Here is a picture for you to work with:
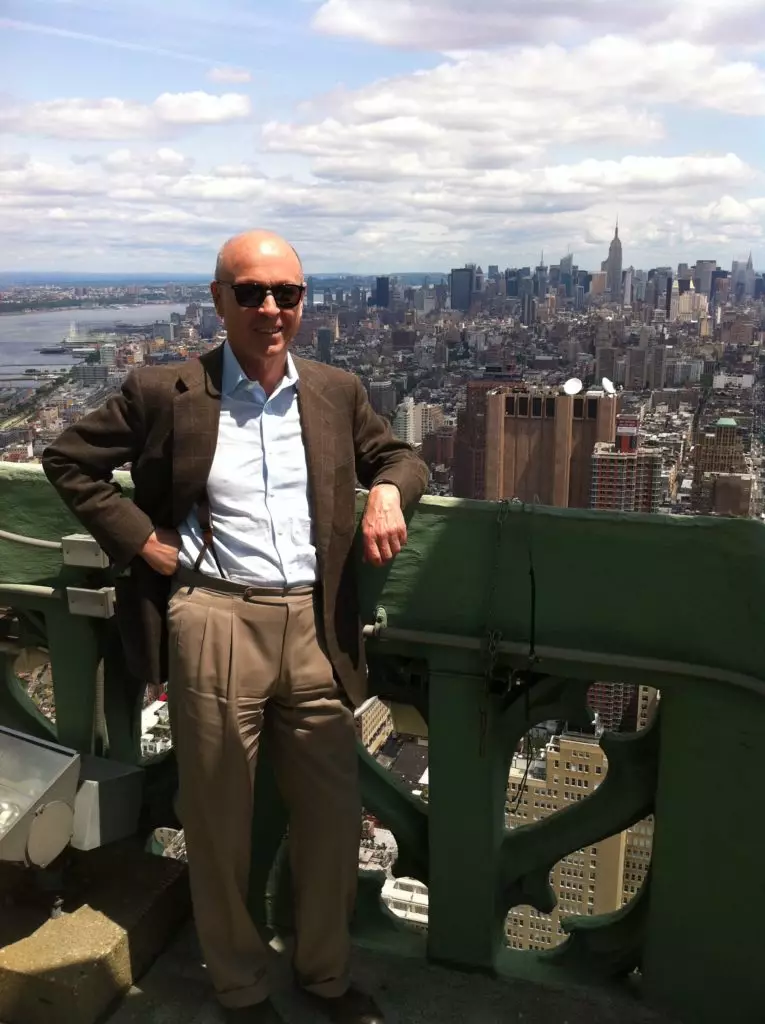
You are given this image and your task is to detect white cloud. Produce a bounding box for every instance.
[312,0,765,50]
[98,148,194,176]
[212,163,262,177]
[0,92,252,140]
[0,147,759,273]
[152,147,194,169]
[152,91,250,125]
[0,4,763,271]
[259,38,763,202]
[699,195,765,226]
[207,66,252,83]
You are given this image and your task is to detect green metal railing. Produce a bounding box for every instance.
[2,462,765,1024]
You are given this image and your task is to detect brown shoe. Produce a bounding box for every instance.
[308,985,385,1024]
[223,998,284,1023]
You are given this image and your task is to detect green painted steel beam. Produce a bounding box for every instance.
[3,463,765,1023]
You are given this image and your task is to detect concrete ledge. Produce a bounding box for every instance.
[106,924,678,1024]
[0,841,190,1024]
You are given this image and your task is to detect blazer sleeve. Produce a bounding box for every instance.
[41,370,156,567]
[351,374,429,509]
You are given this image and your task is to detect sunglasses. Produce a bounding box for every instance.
[216,281,305,310]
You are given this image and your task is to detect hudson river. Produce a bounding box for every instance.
[0,304,187,380]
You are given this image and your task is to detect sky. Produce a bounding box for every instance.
[1,0,764,275]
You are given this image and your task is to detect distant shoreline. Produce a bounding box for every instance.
[0,303,149,317]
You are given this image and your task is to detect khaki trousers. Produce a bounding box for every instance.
[166,581,361,1009]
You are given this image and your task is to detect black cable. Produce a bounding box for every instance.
[508,498,540,817]
[527,497,539,663]
[509,743,533,816]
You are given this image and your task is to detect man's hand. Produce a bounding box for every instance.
[139,527,181,576]
[361,484,407,567]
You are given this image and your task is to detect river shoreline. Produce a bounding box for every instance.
[0,303,153,317]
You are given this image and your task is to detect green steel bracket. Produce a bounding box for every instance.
[366,651,429,724]
[15,610,49,650]
[545,866,653,979]
[498,689,659,920]
[357,744,429,885]
[350,747,430,947]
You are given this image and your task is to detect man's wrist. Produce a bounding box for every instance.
[139,530,157,554]
[371,481,402,503]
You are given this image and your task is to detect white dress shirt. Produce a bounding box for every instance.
[177,342,318,586]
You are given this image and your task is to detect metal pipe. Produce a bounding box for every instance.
[363,623,765,695]
[0,585,57,599]
[0,529,62,551]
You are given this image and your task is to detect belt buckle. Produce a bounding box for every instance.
[242,586,257,602]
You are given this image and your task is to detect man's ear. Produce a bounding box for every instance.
[210,281,224,317]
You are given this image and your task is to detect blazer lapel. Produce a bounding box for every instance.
[171,345,223,524]
[294,359,337,563]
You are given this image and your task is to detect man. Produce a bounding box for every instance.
[42,231,428,1024]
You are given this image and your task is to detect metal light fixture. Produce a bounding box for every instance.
[0,726,80,868]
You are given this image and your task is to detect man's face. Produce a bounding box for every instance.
[210,241,304,363]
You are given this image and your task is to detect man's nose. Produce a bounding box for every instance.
[258,293,279,315]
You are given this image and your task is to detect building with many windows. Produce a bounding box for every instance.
[450,266,475,313]
[375,276,391,308]
[317,326,333,364]
[691,417,747,513]
[392,397,423,446]
[480,384,616,507]
[354,697,394,756]
[505,732,643,950]
[605,223,623,303]
[369,379,397,418]
[590,414,662,513]
[453,381,497,499]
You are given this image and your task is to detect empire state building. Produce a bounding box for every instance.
[606,222,623,303]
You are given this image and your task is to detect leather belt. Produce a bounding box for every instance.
[175,565,314,599]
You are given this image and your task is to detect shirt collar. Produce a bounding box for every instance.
[222,340,299,398]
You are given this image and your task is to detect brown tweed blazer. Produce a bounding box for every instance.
[42,345,428,705]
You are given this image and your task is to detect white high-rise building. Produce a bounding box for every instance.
[420,403,444,439]
[392,397,424,446]
[670,280,708,322]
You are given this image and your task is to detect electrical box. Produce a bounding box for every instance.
[66,586,116,619]
[62,533,110,569]
[71,755,144,851]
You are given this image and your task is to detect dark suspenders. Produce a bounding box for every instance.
[193,490,227,579]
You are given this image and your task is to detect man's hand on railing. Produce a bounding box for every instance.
[361,483,407,566]
[139,528,181,576]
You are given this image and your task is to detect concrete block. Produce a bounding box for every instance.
[0,840,190,1024]
[0,905,129,1024]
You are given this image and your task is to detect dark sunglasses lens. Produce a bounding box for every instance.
[272,285,304,309]
[232,283,267,307]
[230,283,303,308]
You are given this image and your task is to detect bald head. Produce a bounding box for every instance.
[214,230,302,283]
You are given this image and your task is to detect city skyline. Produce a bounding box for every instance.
[1,0,763,273]
[0,243,761,285]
